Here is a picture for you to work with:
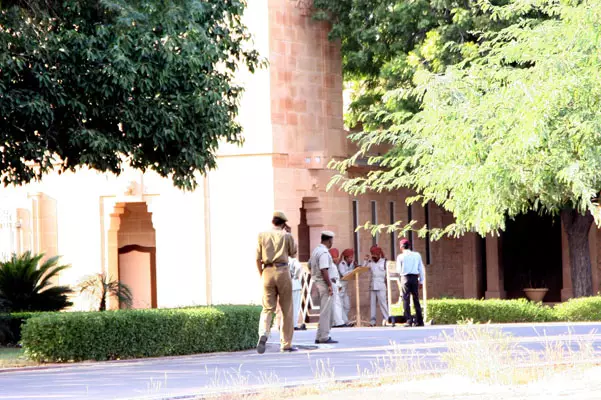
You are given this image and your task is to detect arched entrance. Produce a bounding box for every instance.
[118,245,157,309]
[107,202,158,309]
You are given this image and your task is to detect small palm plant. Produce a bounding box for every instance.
[77,272,133,311]
[0,252,73,312]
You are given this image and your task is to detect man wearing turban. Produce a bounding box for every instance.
[329,248,346,328]
[338,249,355,325]
[363,244,389,326]
[396,239,425,327]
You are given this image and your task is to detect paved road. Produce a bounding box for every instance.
[1,323,600,400]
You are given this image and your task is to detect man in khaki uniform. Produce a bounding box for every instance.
[310,231,339,344]
[256,211,298,353]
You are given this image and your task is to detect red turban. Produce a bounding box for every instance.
[370,245,384,257]
[329,248,340,259]
[341,248,354,258]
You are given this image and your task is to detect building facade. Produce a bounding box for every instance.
[0,0,599,317]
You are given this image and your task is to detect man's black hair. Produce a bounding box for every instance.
[321,234,332,242]
[401,241,411,250]
[272,217,286,226]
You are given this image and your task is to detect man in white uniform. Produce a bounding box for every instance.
[309,231,339,344]
[363,245,389,327]
[338,248,355,325]
[289,257,304,330]
[329,248,346,328]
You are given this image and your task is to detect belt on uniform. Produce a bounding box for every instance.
[264,262,288,268]
[402,274,418,277]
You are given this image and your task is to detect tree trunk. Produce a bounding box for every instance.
[99,286,107,311]
[560,209,594,298]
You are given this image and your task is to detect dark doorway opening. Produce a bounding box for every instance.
[298,202,310,262]
[502,212,562,302]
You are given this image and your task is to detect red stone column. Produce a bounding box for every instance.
[485,234,505,299]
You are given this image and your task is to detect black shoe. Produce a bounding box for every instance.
[332,324,346,328]
[294,327,302,331]
[256,335,268,354]
[315,338,338,344]
[300,324,307,330]
[280,347,299,353]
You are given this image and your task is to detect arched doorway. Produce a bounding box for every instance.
[116,202,157,309]
[118,245,157,309]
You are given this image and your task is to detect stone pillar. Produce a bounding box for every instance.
[463,233,482,298]
[561,220,573,301]
[485,234,505,299]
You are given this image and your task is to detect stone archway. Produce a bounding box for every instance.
[106,201,157,309]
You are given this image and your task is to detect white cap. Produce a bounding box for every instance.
[321,230,335,238]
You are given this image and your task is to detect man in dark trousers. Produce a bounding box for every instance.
[396,239,425,327]
[256,211,298,353]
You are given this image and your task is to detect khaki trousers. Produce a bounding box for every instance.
[258,266,294,349]
[315,280,333,342]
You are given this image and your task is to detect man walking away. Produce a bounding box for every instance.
[256,211,298,353]
[310,231,339,344]
[363,245,389,327]
[396,239,425,327]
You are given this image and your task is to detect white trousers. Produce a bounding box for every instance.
[332,284,345,327]
[370,289,389,325]
[292,289,302,328]
[338,283,351,324]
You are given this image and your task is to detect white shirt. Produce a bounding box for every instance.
[289,257,302,291]
[364,258,387,291]
[396,250,425,283]
[338,260,352,288]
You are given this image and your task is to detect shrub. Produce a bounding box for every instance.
[21,305,261,362]
[553,296,601,321]
[392,298,557,324]
[0,312,40,345]
[0,252,72,312]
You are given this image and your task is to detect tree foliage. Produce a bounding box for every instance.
[0,252,72,312]
[330,0,601,296]
[312,0,551,127]
[0,0,261,189]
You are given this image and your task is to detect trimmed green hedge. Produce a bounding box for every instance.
[0,312,40,345]
[554,297,601,321]
[21,305,261,362]
[392,297,601,324]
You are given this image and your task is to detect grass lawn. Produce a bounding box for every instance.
[0,347,38,368]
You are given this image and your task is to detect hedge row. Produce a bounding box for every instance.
[21,305,261,362]
[391,296,601,325]
[0,312,40,345]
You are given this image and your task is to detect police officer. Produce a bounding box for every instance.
[310,231,338,344]
[256,211,298,353]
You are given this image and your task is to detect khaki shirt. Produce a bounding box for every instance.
[256,227,297,265]
[309,244,332,282]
